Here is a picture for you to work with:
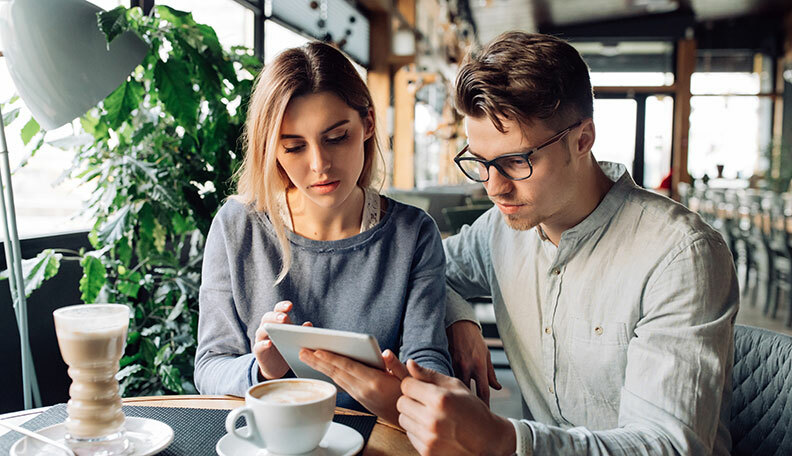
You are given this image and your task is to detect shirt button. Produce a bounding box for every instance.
[552,268,561,275]
[548,386,554,394]
[594,326,603,336]
[544,326,552,335]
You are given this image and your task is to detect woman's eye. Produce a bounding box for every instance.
[325,131,349,144]
[283,144,304,153]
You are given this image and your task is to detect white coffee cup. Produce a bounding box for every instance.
[225,378,337,454]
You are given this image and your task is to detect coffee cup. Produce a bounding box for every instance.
[225,378,337,454]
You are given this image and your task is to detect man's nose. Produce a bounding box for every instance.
[309,145,332,174]
[484,165,513,196]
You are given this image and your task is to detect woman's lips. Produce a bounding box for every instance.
[495,202,523,215]
[311,180,340,194]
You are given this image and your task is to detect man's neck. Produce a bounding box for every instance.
[540,159,614,246]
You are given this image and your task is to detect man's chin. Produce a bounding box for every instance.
[502,213,537,231]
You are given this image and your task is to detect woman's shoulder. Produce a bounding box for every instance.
[215,197,261,223]
[380,196,440,235]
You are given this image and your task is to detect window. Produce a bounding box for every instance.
[156,0,255,49]
[574,41,675,87]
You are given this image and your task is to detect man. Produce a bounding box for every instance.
[394,32,739,455]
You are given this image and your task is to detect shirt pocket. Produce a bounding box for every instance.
[563,318,630,417]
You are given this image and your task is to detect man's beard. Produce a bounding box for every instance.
[502,212,539,231]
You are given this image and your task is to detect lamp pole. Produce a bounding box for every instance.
[0,111,41,410]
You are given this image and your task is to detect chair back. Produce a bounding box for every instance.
[730,325,792,455]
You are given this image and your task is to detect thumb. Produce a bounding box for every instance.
[383,350,409,380]
[406,359,444,384]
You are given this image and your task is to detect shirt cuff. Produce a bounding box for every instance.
[508,418,533,456]
[444,286,481,329]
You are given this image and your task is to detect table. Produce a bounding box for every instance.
[0,395,417,455]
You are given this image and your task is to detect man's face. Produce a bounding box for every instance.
[465,116,580,231]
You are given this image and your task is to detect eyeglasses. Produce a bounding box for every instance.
[453,120,583,183]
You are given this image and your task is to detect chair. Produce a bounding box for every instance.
[441,204,492,234]
[730,325,792,455]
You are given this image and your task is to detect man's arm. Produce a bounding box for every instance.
[442,210,503,403]
[400,234,739,455]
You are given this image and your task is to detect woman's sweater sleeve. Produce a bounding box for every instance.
[398,214,454,376]
[194,211,259,396]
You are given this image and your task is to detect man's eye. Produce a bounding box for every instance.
[503,157,529,167]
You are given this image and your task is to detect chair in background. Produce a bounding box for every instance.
[763,193,792,320]
[730,324,792,455]
[441,204,493,234]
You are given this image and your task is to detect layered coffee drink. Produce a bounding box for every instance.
[54,304,130,454]
[254,379,334,404]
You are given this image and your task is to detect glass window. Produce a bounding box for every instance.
[156,0,255,49]
[265,20,311,64]
[1,60,94,238]
[592,99,637,169]
[643,95,674,189]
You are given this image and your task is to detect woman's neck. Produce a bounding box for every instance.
[286,186,365,240]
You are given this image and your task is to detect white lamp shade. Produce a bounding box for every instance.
[0,0,148,130]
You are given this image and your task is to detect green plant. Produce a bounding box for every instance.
[2,5,261,396]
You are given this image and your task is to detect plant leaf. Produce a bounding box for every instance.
[3,107,20,126]
[159,365,183,394]
[97,7,129,45]
[79,255,107,303]
[0,249,62,298]
[20,117,40,145]
[153,59,198,127]
[97,205,132,246]
[116,364,143,381]
[156,5,194,28]
[118,271,142,298]
[103,80,144,129]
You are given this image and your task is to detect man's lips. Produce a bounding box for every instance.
[494,201,524,215]
[310,180,340,194]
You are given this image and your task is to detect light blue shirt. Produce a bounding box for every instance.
[445,162,739,455]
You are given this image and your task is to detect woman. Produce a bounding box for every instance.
[194,42,452,424]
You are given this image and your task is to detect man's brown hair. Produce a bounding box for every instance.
[455,32,593,133]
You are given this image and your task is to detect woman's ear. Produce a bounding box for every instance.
[363,108,375,141]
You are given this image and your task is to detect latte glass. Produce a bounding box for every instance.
[53,304,131,455]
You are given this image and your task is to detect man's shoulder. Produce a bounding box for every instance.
[621,185,723,246]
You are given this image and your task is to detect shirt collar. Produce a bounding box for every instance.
[554,161,635,242]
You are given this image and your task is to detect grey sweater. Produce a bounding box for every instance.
[195,197,452,410]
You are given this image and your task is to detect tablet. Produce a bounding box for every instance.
[262,323,385,383]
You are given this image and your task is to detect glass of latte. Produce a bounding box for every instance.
[53,304,131,455]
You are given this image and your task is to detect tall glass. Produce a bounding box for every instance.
[53,304,131,455]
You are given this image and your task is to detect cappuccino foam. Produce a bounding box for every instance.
[255,381,332,405]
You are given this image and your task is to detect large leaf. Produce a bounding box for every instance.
[118,271,142,298]
[0,249,62,298]
[116,364,143,381]
[97,7,129,45]
[153,59,198,127]
[97,205,132,246]
[20,117,40,145]
[156,5,194,28]
[103,80,144,129]
[79,255,107,303]
[159,365,183,394]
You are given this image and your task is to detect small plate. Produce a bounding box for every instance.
[216,422,364,456]
[10,416,174,456]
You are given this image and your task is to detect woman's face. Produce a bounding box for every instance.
[276,91,373,211]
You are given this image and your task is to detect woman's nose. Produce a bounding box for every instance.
[309,145,332,174]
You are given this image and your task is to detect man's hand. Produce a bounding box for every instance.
[396,360,515,456]
[446,320,501,405]
[253,300,312,380]
[299,348,406,425]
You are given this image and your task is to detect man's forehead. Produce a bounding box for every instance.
[464,116,548,153]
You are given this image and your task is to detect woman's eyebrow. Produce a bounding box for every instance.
[280,119,350,139]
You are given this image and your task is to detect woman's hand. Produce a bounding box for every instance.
[253,300,312,380]
[299,348,409,426]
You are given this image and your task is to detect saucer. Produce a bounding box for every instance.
[10,416,174,456]
[216,422,364,456]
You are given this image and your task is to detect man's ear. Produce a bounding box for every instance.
[573,118,595,158]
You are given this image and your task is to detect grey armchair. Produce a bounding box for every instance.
[730,325,792,455]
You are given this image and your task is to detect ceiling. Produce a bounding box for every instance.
[468,0,791,44]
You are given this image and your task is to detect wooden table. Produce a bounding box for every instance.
[0,395,417,455]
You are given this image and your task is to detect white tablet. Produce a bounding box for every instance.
[262,323,385,383]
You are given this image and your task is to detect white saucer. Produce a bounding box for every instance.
[10,416,174,456]
[216,422,364,456]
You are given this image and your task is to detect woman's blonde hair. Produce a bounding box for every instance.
[235,42,381,284]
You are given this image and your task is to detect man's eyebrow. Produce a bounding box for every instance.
[466,146,533,159]
[281,120,350,139]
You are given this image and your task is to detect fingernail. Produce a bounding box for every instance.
[277,314,285,321]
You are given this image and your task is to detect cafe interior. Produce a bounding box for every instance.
[1,0,792,454]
